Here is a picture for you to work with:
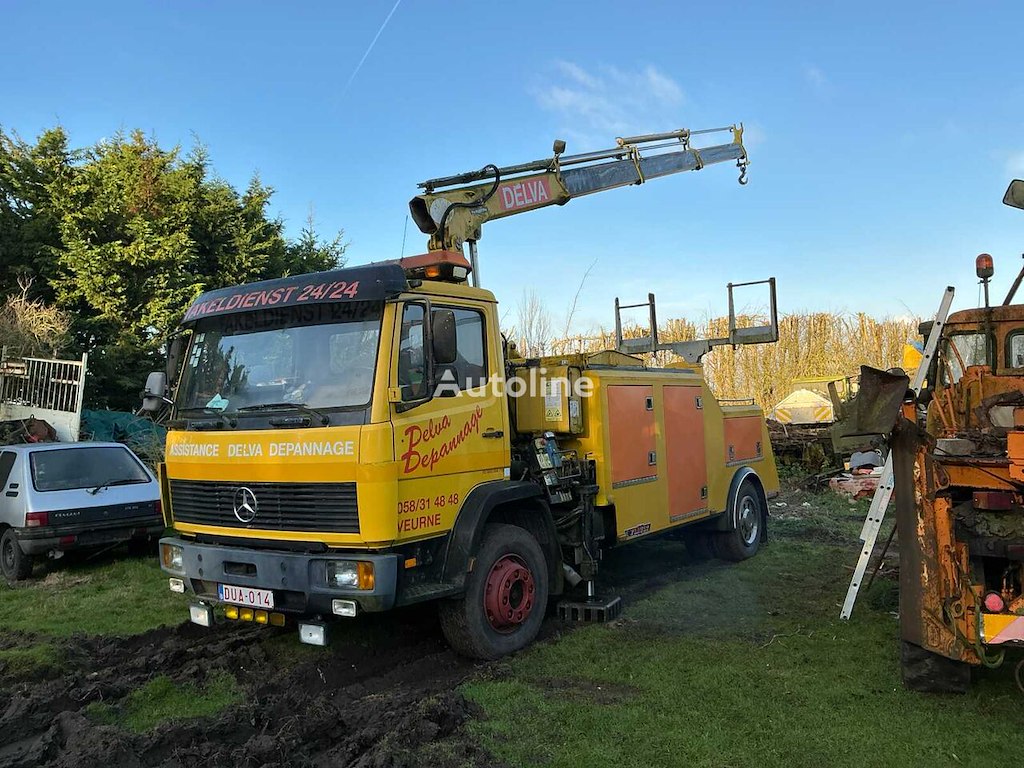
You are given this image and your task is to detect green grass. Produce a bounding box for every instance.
[86,670,242,732]
[464,495,1022,768]
[0,641,61,678]
[0,554,183,636]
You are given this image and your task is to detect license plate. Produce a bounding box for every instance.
[218,584,274,609]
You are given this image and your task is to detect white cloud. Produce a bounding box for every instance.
[533,62,686,148]
[804,64,829,93]
[556,60,602,90]
[1006,151,1024,175]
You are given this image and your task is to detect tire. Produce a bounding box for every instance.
[439,523,549,660]
[900,640,970,693]
[1,528,33,583]
[683,530,716,562]
[714,478,764,562]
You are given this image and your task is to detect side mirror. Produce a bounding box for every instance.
[141,371,168,412]
[432,309,457,365]
[1004,179,1024,210]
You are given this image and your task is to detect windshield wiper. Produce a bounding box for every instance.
[89,478,142,495]
[176,407,237,429]
[236,402,330,426]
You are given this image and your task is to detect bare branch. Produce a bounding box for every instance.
[515,289,553,357]
[562,258,598,338]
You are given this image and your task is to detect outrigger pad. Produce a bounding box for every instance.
[557,595,623,622]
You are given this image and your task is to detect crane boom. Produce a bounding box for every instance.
[409,125,749,257]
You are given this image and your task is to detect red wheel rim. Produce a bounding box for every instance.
[483,554,536,633]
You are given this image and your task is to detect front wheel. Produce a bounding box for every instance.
[439,523,549,660]
[1,528,33,583]
[715,478,764,562]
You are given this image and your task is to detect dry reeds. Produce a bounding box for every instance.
[548,312,917,412]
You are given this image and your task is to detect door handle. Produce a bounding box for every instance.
[482,429,504,439]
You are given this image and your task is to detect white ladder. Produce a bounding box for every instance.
[839,286,955,620]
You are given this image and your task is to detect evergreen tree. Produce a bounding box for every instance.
[0,126,71,301]
[0,126,348,409]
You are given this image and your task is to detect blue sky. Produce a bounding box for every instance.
[5,0,1024,334]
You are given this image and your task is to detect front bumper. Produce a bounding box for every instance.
[160,536,398,615]
[16,518,164,555]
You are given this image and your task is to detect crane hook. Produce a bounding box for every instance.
[737,158,749,186]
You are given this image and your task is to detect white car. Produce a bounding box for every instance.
[0,442,163,582]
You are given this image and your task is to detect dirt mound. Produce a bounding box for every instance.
[0,615,499,768]
[0,532,747,767]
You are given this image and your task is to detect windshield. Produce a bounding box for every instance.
[31,447,151,492]
[942,332,990,383]
[177,302,382,414]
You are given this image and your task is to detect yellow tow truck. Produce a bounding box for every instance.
[148,126,781,657]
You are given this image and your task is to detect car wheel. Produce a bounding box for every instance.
[439,523,549,660]
[1,528,33,583]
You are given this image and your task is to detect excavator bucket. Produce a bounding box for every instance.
[833,365,910,439]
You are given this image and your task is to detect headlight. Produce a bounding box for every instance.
[161,543,184,571]
[326,560,374,590]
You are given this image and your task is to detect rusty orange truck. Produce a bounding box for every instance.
[147,127,781,657]
[853,181,1024,690]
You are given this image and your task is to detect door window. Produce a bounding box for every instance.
[443,307,488,390]
[398,303,427,399]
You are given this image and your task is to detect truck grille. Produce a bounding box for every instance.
[168,480,359,534]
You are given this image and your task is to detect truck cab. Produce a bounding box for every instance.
[926,301,1024,437]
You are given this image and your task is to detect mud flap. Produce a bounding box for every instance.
[901,641,971,694]
[557,595,623,622]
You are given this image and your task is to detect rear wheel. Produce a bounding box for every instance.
[439,523,549,660]
[1,528,33,583]
[715,478,764,562]
[900,640,971,693]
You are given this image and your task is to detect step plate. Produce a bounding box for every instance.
[557,596,623,622]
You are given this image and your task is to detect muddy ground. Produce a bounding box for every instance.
[0,494,817,768]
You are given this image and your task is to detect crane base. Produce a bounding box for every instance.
[557,595,622,622]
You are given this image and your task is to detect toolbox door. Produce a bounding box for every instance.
[663,385,707,522]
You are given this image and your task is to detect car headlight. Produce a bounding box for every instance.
[326,560,374,590]
[161,542,184,572]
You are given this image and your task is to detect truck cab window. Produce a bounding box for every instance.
[177,303,382,414]
[441,307,487,390]
[941,332,990,384]
[398,303,427,399]
[1006,331,1024,368]
[398,305,488,396]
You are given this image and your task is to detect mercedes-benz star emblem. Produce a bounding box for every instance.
[233,486,258,523]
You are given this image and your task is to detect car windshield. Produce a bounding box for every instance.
[176,302,382,414]
[31,447,151,492]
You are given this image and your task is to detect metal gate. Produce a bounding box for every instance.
[0,350,88,442]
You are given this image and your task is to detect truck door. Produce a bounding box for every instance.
[391,301,509,541]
